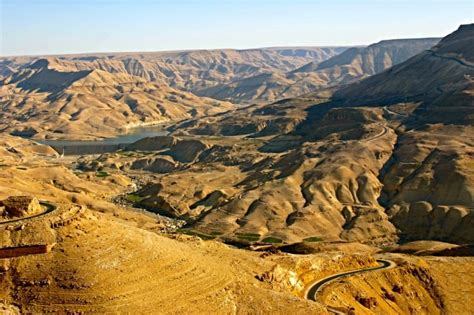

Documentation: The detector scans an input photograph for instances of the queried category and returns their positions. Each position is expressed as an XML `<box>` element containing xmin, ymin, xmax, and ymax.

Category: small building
<box><xmin>0</xmin><ymin>196</ymin><xmax>42</xmax><ymax>217</ymax></box>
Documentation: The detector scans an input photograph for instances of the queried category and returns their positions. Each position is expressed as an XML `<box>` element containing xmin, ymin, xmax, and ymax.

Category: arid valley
<box><xmin>0</xmin><ymin>1</ymin><xmax>473</xmax><ymax>314</ymax></box>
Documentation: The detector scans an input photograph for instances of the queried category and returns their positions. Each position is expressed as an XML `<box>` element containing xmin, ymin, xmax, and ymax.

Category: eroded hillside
<box><xmin>71</xmin><ymin>24</ymin><xmax>473</xmax><ymax>245</ymax></box>
<box><xmin>0</xmin><ymin>23</ymin><xmax>473</xmax><ymax>315</ymax></box>
<box><xmin>0</xmin><ymin>59</ymin><xmax>234</xmax><ymax>140</ymax></box>
<box><xmin>200</xmin><ymin>38</ymin><xmax>439</xmax><ymax>103</ymax></box>
<box><xmin>1</xmin><ymin>135</ymin><xmax>473</xmax><ymax>314</ymax></box>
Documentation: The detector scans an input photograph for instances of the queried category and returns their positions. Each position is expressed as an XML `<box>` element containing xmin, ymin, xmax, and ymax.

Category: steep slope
<box><xmin>199</xmin><ymin>38</ymin><xmax>439</xmax><ymax>103</ymax></box>
<box><xmin>310</xmin><ymin>24</ymin><xmax>474</xmax><ymax>243</ymax></box>
<box><xmin>3</xmin><ymin>134</ymin><xmax>448</xmax><ymax>315</ymax></box>
<box><xmin>295</xmin><ymin>38</ymin><xmax>440</xmax><ymax>77</ymax></box>
<box><xmin>0</xmin><ymin>47</ymin><xmax>346</xmax><ymax>102</ymax></box>
<box><xmin>333</xmin><ymin>24</ymin><xmax>473</xmax><ymax>124</ymax></box>
<box><xmin>0</xmin><ymin>59</ymin><xmax>234</xmax><ymax>140</ymax></box>
<box><xmin>0</xmin><ymin>207</ymin><xmax>329</xmax><ymax>314</ymax></box>
<box><xmin>94</xmin><ymin>25</ymin><xmax>473</xmax><ymax>245</ymax></box>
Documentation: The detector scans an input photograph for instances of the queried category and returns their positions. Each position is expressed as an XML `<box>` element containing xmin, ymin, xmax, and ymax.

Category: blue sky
<box><xmin>1</xmin><ymin>0</ymin><xmax>473</xmax><ymax>56</ymax></box>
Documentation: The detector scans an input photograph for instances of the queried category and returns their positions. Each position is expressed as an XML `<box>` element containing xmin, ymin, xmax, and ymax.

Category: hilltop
<box><xmin>0</xmin><ymin>59</ymin><xmax>233</xmax><ymax>140</ymax></box>
<box><xmin>197</xmin><ymin>38</ymin><xmax>440</xmax><ymax>103</ymax></box>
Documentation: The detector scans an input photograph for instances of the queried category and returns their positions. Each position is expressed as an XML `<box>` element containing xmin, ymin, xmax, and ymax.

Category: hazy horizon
<box><xmin>1</xmin><ymin>0</ymin><xmax>473</xmax><ymax>56</ymax></box>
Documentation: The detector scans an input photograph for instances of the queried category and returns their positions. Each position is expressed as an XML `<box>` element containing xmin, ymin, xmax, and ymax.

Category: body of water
<box><xmin>35</xmin><ymin>126</ymin><xmax>169</xmax><ymax>155</ymax></box>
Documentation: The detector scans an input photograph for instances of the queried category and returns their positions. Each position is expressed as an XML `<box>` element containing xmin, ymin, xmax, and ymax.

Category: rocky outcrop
<box><xmin>0</xmin><ymin>196</ymin><xmax>43</xmax><ymax>218</ymax></box>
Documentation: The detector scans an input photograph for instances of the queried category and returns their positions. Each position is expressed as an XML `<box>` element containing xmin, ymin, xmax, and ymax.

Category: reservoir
<box><xmin>35</xmin><ymin>126</ymin><xmax>169</xmax><ymax>155</ymax></box>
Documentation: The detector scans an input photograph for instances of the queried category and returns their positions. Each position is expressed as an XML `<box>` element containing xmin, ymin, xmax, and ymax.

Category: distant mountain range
<box><xmin>0</xmin><ymin>40</ymin><xmax>445</xmax><ymax>139</ymax></box>
<box><xmin>198</xmin><ymin>38</ymin><xmax>440</xmax><ymax>103</ymax></box>
<box><xmin>0</xmin><ymin>47</ymin><xmax>346</xmax><ymax>93</ymax></box>
<box><xmin>0</xmin><ymin>58</ymin><xmax>234</xmax><ymax>140</ymax></box>
<box><xmin>0</xmin><ymin>47</ymin><xmax>346</xmax><ymax>139</ymax></box>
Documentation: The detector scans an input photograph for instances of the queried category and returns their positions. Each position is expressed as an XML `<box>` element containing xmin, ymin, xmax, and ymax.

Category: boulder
<box><xmin>0</xmin><ymin>196</ymin><xmax>43</xmax><ymax>217</ymax></box>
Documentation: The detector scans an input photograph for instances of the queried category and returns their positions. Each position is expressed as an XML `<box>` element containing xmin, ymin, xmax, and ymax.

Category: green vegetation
<box><xmin>262</xmin><ymin>237</ymin><xmax>283</xmax><ymax>244</ymax></box>
<box><xmin>126</xmin><ymin>194</ymin><xmax>145</xmax><ymax>203</ymax></box>
<box><xmin>176</xmin><ymin>228</ymin><xmax>215</xmax><ymax>240</ymax></box>
<box><xmin>380</xmin><ymin>245</ymin><xmax>394</xmax><ymax>253</ymax></box>
<box><xmin>303</xmin><ymin>236</ymin><xmax>324</xmax><ymax>242</ymax></box>
<box><xmin>210</xmin><ymin>231</ymin><xmax>223</xmax><ymax>236</ymax></box>
<box><xmin>96</xmin><ymin>171</ymin><xmax>110</xmax><ymax>177</ymax></box>
<box><xmin>236</xmin><ymin>233</ymin><xmax>260</xmax><ymax>242</ymax></box>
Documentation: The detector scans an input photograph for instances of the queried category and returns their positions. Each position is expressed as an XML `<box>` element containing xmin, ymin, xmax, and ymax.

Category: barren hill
<box><xmin>1</xmin><ymin>23</ymin><xmax>474</xmax><ymax>314</ymax></box>
<box><xmin>295</xmin><ymin>38</ymin><xmax>440</xmax><ymax>76</ymax></box>
<box><xmin>198</xmin><ymin>38</ymin><xmax>440</xmax><ymax>103</ymax></box>
<box><xmin>0</xmin><ymin>133</ymin><xmax>472</xmax><ymax>314</ymax></box>
<box><xmin>0</xmin><ymin>47</ymin><xmax>346</xmax><ymax>95</ymax></box>
<box><xmin>0</xmin><ymin>59</ymin><xmax>233</xmax><ymax>140</ymax></box>
<box><xmin>100</xmin><ymin>25</ymin><xmax>473</xmax><ymax>245</ymax></box>
<box><xmin>333</xmin><ymin>25</ymin><xmax>473</xmax><ymax>125</ymax></box>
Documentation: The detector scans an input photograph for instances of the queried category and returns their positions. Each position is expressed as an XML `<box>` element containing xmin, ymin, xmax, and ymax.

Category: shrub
<box><xmin>236</xmin><ymin>233</ymin><xmax>260</xmax><ymax>242</ymax></box>
<box><xmin>126</xmin><ymin>194</ymin><xmax>145</xmax><ymax>203</ymax></box>
<box><xmin>303</xmin><ymin>236</ymin><xmax>323</xmax><ymax>242</ymax></box>
<box><xmin>176</xmin><ymin>229</ymin><xmax>215</xmax><ymax>240</ymax></box>
<box><xmin>262</xmin><ymin>237</ymin><xmax>283</xmax><ymax>244</ymax></box>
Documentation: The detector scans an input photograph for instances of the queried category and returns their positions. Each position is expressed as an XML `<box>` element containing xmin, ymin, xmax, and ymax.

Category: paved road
<box><xmin>427</xmin><ymin>50</ymin><xmax>474</xmax><ymax>69</ymax></box>
<box><xmin>383</xmin><ymin>106</ymin><xmax>408</xmax><ymax>118</ymax></box>
<box><xmin>305</xmin><ymin>259</ymin><xmax>396</xmax><ymax>313</ymax></box>
<box><xmin>364</xmin><ymin>123</ymin><xmax>389</xmax><ymax>143</ymax></box>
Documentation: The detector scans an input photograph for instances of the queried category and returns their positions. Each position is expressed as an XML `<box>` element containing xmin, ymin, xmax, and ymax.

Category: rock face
<box><xmin>0</xmin><ymin>244</ymin><xmax>55</xmax><ymax>259</ymax></box>
<box><xmin>326</xmin><ymin>24</ymin><xmax>474</xmax><ymax>243</ymax></box>
<box><xmin>0</xmin><ymin>196</ymin><xmax>42</xmax><ymax>217</ymax></box>
<box><xmin>390</xmin><ymin>204</ymin><xmax>474</xmax><ymax>243</ymax></box>
<box><xmin>333</xmin><ymin>24</ymin><xmax>474</xmax><ymax>124</ymax></box>
<box><xmin>321</xmin><ymin>261</ymin><xmax>446</xmax><ymax>315</ymax></box>
<box><xmin>296</xmin><ymin>38</ymin><xmax>440</xmax><ymax>77</ymax></box>
<box><xmin>198</xmin><ymin>38</ymin><xmax>440</xmax><ymax>103</ymax></box>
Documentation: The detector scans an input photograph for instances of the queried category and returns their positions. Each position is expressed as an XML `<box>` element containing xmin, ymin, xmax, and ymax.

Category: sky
<box><xmin>0</xmin><ymin>0</ymin><xmax>473</xmax><ymax>56</ymax></box>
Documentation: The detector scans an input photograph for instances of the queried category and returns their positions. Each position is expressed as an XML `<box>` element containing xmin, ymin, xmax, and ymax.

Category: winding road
<box><xmin>0</xmin><ymin>201</ymin><xmax>57</xmax><ymax>225</ymax></box>
<box><xmin>305</xmin><ymin>259</ymin><xmax>396</xmax><ymax>313</ymax></box>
